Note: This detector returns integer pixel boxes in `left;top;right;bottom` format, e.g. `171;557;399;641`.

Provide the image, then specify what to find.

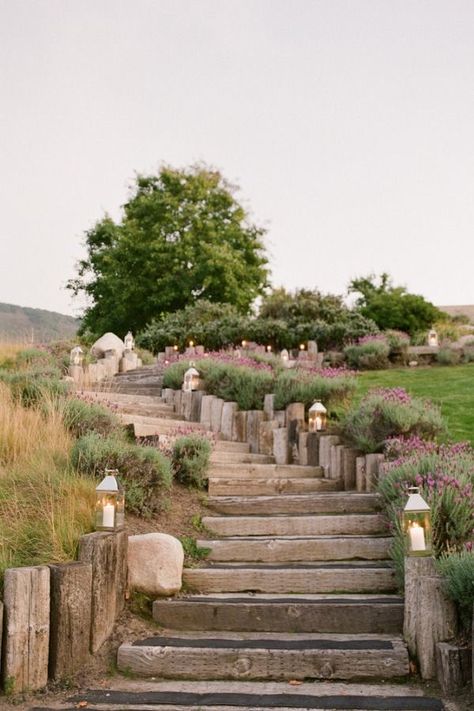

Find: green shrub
71;433;172;516
463;340;474;363
437;551;474;630
273;369;357;411
343;388;446;453
385;330;410;350
172;435;212;489
201;361;273;410
344;337;390;370
135;347;155;366
163;358;274;410
63;398;120;438
437;347;462;366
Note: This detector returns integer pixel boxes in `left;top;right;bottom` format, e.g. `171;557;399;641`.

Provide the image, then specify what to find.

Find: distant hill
438;305;474;324
0;302;80;343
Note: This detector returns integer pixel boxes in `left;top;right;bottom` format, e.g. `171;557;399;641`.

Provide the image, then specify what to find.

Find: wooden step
208;478;343;497
197;535;392;562
201;514;387;537
83;390;166;406
214;441;251;453
153;593;404;634
125;417;207;437
208;464;324;479
55;680;443;711
183;562;397;594
206;493;382;515
210;452;275;465
117;632;409;681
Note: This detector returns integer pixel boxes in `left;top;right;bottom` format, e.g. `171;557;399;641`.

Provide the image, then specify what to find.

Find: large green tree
68;165;269;337
349;273;445;336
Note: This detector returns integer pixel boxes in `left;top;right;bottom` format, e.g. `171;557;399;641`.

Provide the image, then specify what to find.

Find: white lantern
241;339;247;348
124;331;134;351
427;329;439;348
299;343;306;351
280;348;289;362
403;486;432;556
308;400;327;432
266;345;272;353
189;340;194;348
95;471;125;531
70;345;84;366
183;363;200;392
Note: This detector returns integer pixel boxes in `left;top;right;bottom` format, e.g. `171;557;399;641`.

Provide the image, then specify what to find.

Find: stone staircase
57;374;444;711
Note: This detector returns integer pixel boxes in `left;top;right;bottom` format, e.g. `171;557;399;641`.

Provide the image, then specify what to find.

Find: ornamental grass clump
344;335;390;370
0;383;96;581
377;438;474;586
172;435;212;489
343;388;446;453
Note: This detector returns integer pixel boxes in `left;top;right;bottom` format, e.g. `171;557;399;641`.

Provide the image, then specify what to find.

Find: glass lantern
266;345;272;353
95;471;125;531
70;345;84;366
173;344;179;352
308;400;327;432
241;339;247;349
403;486;432;556
183;363;200;392
189;340;194;348
299;343;306;351
124;331;134;351
427;329;439;348
280;348;289;362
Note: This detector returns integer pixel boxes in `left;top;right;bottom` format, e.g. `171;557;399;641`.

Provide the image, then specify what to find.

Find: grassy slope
357;363;474;445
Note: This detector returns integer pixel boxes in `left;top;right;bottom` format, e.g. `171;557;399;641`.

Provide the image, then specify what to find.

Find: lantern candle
189;340;194;348
408;521;426;551
102;502;115;528
315;414;322;431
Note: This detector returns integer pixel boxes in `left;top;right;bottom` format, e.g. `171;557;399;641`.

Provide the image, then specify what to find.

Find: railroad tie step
208;477;343;496
153;593;404;634
201;514;387;537
205;492;382;515
197;535;393;562
32;680;444;711
116;632;409;681
183;561;397;594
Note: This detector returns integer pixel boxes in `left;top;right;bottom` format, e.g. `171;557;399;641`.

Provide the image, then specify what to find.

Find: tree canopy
349;273;445;336
68;165;269;337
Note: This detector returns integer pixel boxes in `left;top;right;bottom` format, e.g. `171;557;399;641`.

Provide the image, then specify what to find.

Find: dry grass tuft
0;384;95;580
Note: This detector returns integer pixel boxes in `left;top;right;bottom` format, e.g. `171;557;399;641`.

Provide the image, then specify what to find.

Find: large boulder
127;533;184;597
91;332;125;358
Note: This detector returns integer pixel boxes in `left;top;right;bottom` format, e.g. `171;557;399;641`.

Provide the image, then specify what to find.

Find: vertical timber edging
78;530;128;654
404;556;458;680
48;562;92;681
3;566;50;693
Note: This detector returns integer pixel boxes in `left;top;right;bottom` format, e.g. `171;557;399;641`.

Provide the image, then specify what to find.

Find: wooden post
306;432;320;466
404;557;458;679
342;448;358;490
3;566;50;692
49;562;92;680
79;531;128;653
365;453;384;492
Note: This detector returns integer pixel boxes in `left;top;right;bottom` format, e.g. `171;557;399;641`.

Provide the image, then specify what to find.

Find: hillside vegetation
0;302;79;343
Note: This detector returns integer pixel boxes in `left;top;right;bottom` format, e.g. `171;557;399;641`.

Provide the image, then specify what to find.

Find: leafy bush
437;551;474;630
273;368;357;411
437;347;462;366
385;330;410;350
71;433;172;516
344;336;390;370
378;439;474;584
343;388;446;453
462;340;474;363
172;435;212;489
63;398;120;438
134;347;155;365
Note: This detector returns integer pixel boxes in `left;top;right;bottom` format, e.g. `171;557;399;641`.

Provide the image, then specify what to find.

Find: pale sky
1;0;474;316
